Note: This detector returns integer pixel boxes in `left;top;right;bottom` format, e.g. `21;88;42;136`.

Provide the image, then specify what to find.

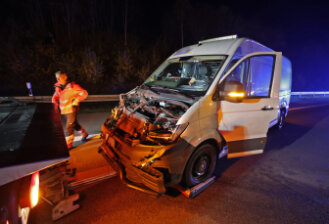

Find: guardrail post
26;82;34;96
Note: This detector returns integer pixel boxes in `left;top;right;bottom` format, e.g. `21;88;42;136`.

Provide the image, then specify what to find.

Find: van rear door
217;52;282;158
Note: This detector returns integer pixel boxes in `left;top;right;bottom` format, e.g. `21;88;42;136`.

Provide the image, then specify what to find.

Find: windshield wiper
149;86;194;99
140;83;160;94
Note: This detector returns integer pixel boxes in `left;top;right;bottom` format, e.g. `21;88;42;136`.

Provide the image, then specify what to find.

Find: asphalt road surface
29;98;329;224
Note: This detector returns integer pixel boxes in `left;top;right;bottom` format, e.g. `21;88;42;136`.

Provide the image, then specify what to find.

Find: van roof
169;36;274;59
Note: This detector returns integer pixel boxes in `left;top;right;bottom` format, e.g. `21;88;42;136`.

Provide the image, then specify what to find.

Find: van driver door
217;52;282;158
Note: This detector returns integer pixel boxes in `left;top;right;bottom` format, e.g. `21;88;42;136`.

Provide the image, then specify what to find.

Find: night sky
220;0;329;92
1;0;329;94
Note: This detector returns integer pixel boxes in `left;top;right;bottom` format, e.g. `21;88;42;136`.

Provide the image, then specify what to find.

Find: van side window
224;55;275;98
247;56;274;97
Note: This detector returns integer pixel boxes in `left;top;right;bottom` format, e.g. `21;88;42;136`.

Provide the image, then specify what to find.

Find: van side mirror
218;80;245;102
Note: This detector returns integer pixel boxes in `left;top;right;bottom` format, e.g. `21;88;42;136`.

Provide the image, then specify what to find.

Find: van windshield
144;56;226;97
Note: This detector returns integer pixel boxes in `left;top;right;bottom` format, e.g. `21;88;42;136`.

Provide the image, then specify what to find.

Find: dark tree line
2;0;323;95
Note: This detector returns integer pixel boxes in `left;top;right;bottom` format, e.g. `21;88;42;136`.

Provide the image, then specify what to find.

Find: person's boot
65;134;74;149
78;127;88;142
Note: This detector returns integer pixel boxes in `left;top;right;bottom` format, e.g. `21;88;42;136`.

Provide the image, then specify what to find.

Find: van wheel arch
182;140;220;187
277;108;286;129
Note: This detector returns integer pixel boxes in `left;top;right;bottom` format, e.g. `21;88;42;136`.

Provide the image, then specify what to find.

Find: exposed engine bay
100;85;197;194
103;85;194;146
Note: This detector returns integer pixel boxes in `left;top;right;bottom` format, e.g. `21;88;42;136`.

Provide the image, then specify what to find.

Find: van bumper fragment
99;143;166;196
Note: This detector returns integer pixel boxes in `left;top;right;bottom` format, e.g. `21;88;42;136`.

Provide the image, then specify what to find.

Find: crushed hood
104;85;195;144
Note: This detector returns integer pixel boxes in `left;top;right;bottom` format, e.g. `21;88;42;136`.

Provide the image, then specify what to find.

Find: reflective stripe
65;134;74;145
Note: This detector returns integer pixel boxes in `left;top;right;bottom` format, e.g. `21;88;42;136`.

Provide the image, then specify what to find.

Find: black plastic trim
228;137;266;153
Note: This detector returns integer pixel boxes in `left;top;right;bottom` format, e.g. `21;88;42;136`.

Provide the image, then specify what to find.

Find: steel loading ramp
39;137;117;221
66;137;118;189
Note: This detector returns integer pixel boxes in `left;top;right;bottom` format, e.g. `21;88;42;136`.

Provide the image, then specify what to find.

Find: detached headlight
148;123;189;143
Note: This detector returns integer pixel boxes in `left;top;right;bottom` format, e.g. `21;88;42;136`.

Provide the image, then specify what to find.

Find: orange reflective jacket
52;82;88;114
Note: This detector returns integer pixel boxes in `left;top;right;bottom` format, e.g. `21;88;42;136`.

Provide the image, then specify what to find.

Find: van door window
246;56;274;97
225;60;248;90
224;55;274;98
226;60;248;86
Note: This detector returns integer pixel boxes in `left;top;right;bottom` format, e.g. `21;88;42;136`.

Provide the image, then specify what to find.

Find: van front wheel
183;143;217;187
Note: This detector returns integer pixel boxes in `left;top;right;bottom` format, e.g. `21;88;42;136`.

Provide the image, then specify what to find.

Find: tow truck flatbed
0;101;69;186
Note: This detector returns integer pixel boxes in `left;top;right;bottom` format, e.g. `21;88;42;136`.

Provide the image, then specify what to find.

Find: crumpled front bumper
99;140;166;196
99;125;194;196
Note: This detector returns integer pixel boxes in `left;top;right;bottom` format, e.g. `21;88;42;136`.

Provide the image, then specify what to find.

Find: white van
100;35;292;195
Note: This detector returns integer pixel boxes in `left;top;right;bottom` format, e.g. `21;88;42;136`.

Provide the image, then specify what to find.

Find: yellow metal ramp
66;138;118;189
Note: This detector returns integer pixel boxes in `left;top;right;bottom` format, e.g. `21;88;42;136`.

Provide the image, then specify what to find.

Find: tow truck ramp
40;138;117;221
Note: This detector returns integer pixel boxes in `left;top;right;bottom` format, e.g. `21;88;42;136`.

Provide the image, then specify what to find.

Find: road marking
73;133;100;142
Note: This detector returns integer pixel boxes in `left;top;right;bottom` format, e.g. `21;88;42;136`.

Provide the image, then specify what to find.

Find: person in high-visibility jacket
52;71;88;149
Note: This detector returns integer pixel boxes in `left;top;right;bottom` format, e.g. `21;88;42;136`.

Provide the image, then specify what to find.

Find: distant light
228;92;245;98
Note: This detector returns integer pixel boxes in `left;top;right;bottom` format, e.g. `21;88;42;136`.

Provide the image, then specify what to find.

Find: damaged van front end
100;87;195;195
99;36;291;197
100;54;226;195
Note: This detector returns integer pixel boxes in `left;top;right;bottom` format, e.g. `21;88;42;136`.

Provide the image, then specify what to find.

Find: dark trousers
65;107;81;136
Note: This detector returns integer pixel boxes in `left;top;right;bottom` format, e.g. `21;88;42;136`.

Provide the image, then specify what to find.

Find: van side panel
280;56;292;93
279;56;292;116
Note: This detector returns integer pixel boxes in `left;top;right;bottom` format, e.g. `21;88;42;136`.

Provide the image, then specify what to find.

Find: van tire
277;110;286;129
183;143;217;187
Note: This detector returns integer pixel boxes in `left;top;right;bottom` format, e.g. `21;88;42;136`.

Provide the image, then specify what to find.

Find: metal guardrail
9;92;329;103
13;95;120;103
291;92;329;96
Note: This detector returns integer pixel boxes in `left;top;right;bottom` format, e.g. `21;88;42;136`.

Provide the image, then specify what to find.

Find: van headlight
148;123;189;143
